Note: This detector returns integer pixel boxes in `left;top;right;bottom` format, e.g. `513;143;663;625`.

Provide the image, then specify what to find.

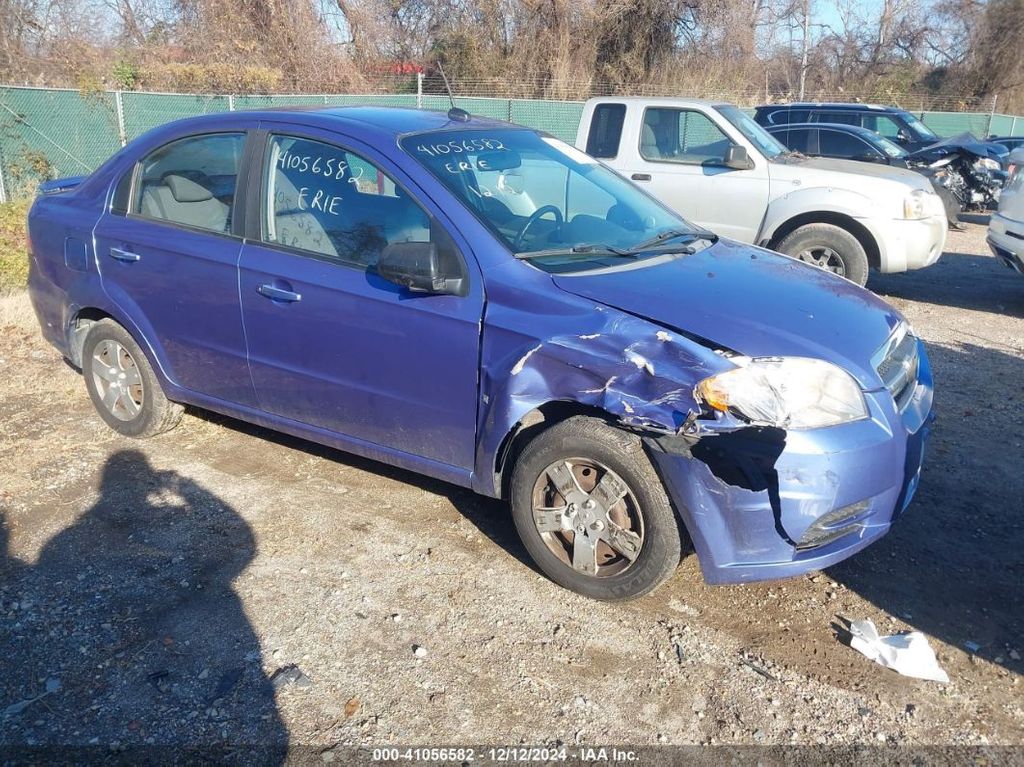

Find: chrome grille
874;326;919;411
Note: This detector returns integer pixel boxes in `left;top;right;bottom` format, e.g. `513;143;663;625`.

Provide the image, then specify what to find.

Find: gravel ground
0;222;1022;755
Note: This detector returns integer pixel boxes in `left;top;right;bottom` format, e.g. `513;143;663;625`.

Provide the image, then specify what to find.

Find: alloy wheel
797;245;847;275
91;339;144;421
530;458;645;577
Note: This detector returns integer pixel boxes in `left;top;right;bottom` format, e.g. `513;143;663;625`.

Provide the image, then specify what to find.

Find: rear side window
812;111;861;127
134;133;245;234
640;108;731;164
586;103;626;158
819;130;874;158
780;128;812;153
767;109;808;125
263;134;431;268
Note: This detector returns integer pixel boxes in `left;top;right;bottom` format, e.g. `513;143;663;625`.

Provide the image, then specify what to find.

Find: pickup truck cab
576;97;947;286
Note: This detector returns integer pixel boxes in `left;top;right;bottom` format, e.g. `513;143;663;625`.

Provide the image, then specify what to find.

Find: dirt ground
1;221;1022;755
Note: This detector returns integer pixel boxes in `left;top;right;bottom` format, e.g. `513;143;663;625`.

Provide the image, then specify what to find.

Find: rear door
93;129;258;406
237;126;484;470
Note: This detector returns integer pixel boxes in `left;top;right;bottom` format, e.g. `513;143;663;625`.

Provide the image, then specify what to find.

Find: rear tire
776;223;870;286
509;416;682;601
82;319;183;438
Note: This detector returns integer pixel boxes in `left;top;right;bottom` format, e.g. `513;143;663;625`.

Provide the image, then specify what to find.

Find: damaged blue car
27;106;933;600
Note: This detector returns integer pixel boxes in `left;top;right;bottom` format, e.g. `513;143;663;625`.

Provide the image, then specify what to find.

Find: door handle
257;284;302;303
631;173;651;181
109;247;141;262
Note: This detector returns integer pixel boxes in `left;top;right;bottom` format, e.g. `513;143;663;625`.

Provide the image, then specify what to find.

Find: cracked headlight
902;189;929;219
973;157;1001;173
695;357;868;429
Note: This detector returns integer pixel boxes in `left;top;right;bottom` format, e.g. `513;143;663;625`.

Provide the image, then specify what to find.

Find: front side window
263;135;430;267
640;108;731;164
896;111;938;141
135;133;244;233
867;115;903;140
401;129;687;272
718;105;786;158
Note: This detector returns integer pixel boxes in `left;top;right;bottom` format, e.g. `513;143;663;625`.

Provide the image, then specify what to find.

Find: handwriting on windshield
415;138;506;156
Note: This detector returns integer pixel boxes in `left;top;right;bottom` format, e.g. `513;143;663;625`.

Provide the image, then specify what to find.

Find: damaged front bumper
649;340;934;585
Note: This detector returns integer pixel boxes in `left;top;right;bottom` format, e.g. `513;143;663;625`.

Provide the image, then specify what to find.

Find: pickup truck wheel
82;319;183;438
510;416;682;601
776;223;870;286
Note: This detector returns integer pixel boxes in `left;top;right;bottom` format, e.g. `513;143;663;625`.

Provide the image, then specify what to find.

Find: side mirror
724;144;753;170
377;241;463;296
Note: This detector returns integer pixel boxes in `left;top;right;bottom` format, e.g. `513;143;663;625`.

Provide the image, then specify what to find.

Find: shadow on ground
0;450;288;756
870;250;1024;318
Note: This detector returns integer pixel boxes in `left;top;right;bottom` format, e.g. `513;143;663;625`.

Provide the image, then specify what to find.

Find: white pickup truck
574;97;947;286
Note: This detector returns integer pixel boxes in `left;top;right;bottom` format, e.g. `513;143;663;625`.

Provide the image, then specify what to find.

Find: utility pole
798;0;811;101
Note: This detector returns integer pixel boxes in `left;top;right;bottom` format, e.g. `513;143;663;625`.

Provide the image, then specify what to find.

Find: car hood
770;154;932;192
908;132;1006;162
550;239;903;390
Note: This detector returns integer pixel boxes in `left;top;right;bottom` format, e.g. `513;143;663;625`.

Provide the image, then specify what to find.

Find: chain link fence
1;80;1021;202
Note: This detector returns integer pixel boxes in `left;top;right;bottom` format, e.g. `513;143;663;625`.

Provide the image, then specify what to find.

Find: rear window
586;103;626;158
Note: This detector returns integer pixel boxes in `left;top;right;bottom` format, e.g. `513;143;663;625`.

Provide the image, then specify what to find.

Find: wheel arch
492;401;626;501
66;307;117;368
765;211;881;270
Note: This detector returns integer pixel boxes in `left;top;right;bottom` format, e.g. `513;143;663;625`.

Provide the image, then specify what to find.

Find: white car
987;147;1024;274
575;97;948;286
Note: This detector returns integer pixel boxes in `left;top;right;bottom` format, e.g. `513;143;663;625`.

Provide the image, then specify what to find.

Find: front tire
82;319;183;438
509;416;682;601
776;223;870;286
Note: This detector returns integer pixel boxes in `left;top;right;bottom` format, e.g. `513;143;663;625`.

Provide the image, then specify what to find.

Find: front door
627;107;770;243
238;129;483;470
94;130;257;406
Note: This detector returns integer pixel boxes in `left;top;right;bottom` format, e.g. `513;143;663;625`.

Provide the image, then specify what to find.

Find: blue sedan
27;106;933;600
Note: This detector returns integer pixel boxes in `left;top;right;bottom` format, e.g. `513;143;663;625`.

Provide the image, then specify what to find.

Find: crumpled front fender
471;299;734;497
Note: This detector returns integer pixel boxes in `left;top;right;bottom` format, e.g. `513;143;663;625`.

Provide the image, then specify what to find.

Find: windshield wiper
626;228;718;254
514;243;635;260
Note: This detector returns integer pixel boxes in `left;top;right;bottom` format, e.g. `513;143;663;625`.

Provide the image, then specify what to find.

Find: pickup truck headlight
695;357;868;429
902;189;929;220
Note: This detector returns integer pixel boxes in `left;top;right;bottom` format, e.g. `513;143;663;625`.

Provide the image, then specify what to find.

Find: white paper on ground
847;618;950;683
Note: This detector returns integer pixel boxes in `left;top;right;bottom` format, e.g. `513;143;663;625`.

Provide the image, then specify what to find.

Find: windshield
718;105;786;158
401;129;691;271
898;111;938;141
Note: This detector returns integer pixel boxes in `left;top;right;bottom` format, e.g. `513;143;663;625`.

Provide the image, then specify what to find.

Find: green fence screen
1;84;1022;201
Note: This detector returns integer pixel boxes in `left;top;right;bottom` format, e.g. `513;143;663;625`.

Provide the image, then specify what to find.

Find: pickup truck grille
875;326;919;412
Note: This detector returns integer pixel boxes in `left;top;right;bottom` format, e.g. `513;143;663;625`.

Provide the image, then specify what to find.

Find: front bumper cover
650;340;934;584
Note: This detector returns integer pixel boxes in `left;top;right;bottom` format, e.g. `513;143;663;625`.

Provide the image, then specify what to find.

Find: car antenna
436;61;470;123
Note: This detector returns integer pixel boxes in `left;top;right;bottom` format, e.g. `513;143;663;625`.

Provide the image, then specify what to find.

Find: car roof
586;96;731;109
767;122;880;137
756;102;899;113
154;105;519;141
